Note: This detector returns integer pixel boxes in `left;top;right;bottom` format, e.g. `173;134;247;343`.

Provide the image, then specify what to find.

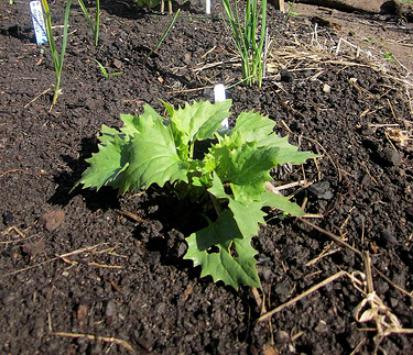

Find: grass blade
150;9;181;56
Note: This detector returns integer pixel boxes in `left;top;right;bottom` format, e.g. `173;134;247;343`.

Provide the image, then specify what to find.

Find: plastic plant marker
206;0;211;14
30;1;47;45
214;84;228;131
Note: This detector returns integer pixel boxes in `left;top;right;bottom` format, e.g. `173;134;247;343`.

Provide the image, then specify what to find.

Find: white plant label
206;0;211;15
214;84;229;131
30;1;47;45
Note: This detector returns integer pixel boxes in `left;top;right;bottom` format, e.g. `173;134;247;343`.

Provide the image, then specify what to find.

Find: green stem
94;0;100;46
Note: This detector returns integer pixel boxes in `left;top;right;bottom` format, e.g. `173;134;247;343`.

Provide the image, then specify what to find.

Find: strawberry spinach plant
77;100;315;289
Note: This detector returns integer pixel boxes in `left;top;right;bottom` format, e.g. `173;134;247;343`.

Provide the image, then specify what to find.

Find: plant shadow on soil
47;135;246;290
49;135;120;211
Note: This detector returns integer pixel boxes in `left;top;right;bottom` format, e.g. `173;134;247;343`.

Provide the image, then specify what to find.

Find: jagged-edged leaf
119;109;188;193
208;174;264;240
98;124;120;145
232;111;274;142
228;199;265;239
262;191;304;216
209;141;279;201
78;135;128;191
169;100;231;145
262;135;317;165
184;210;260;289
232;111;317;165
118;113;139;138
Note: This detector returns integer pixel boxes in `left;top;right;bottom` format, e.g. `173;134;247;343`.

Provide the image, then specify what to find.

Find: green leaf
232;111;317;165
119;108;188;192
261;191;304;216
228;199;265;239
262;135;317;165
169;100;232;145
184;210;260;289
208;173;264;240
78;135;128;191
209;140;278;201
232;111;274;143
118;113;139;138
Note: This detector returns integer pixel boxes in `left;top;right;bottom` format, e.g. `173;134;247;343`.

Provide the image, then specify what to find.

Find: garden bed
1;0;412;354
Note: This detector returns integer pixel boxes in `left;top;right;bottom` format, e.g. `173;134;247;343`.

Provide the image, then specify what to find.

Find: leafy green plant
222;0;267;88
77;100;315;289
95;60;122;79
77;0;100;46
41;0;72;108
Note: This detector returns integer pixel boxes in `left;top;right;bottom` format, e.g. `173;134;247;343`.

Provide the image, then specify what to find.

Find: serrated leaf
78;135;128;191
229;199;265;239
184;210;260;289
98;124;120;145
209;141;278;201
263;135;317;165
232;111;317;165
119;113;138;136
170;100;231;145
232;111;274;143
119;108;188;192
208;174;264;240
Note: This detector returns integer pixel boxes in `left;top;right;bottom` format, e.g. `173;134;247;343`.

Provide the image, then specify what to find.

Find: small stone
21;239;45;257
183;52;192;65
280;69;293;83
40;210;65;232
380;147;402;167
128;254;140;265
2;210;14;225
85;98;98;111
2;292;17;304
76;304;89;328
176;242;187;258
112;58;123;69
323;83;331;94
361;174;370;186
381;227;399;246
275;330;290;344
105;300;117;324
390;297;399;308
309;181;334;200
314;320;328;333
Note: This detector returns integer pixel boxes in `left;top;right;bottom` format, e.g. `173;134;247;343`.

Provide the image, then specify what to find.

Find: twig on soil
168;85;213;94
24;88;51;108
87;262;124;269
51;332;135;353
297;217;362;256
302;136;341;182
1;243;111;278
258;271;347;322
267;179;310;193
117;210;146;224
1;225;27;239
193;57;239;73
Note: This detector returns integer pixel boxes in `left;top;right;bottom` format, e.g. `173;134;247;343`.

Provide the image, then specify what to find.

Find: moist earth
0;1;412;354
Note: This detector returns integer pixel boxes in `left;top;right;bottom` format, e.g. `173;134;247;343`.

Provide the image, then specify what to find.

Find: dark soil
1;1;412;354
